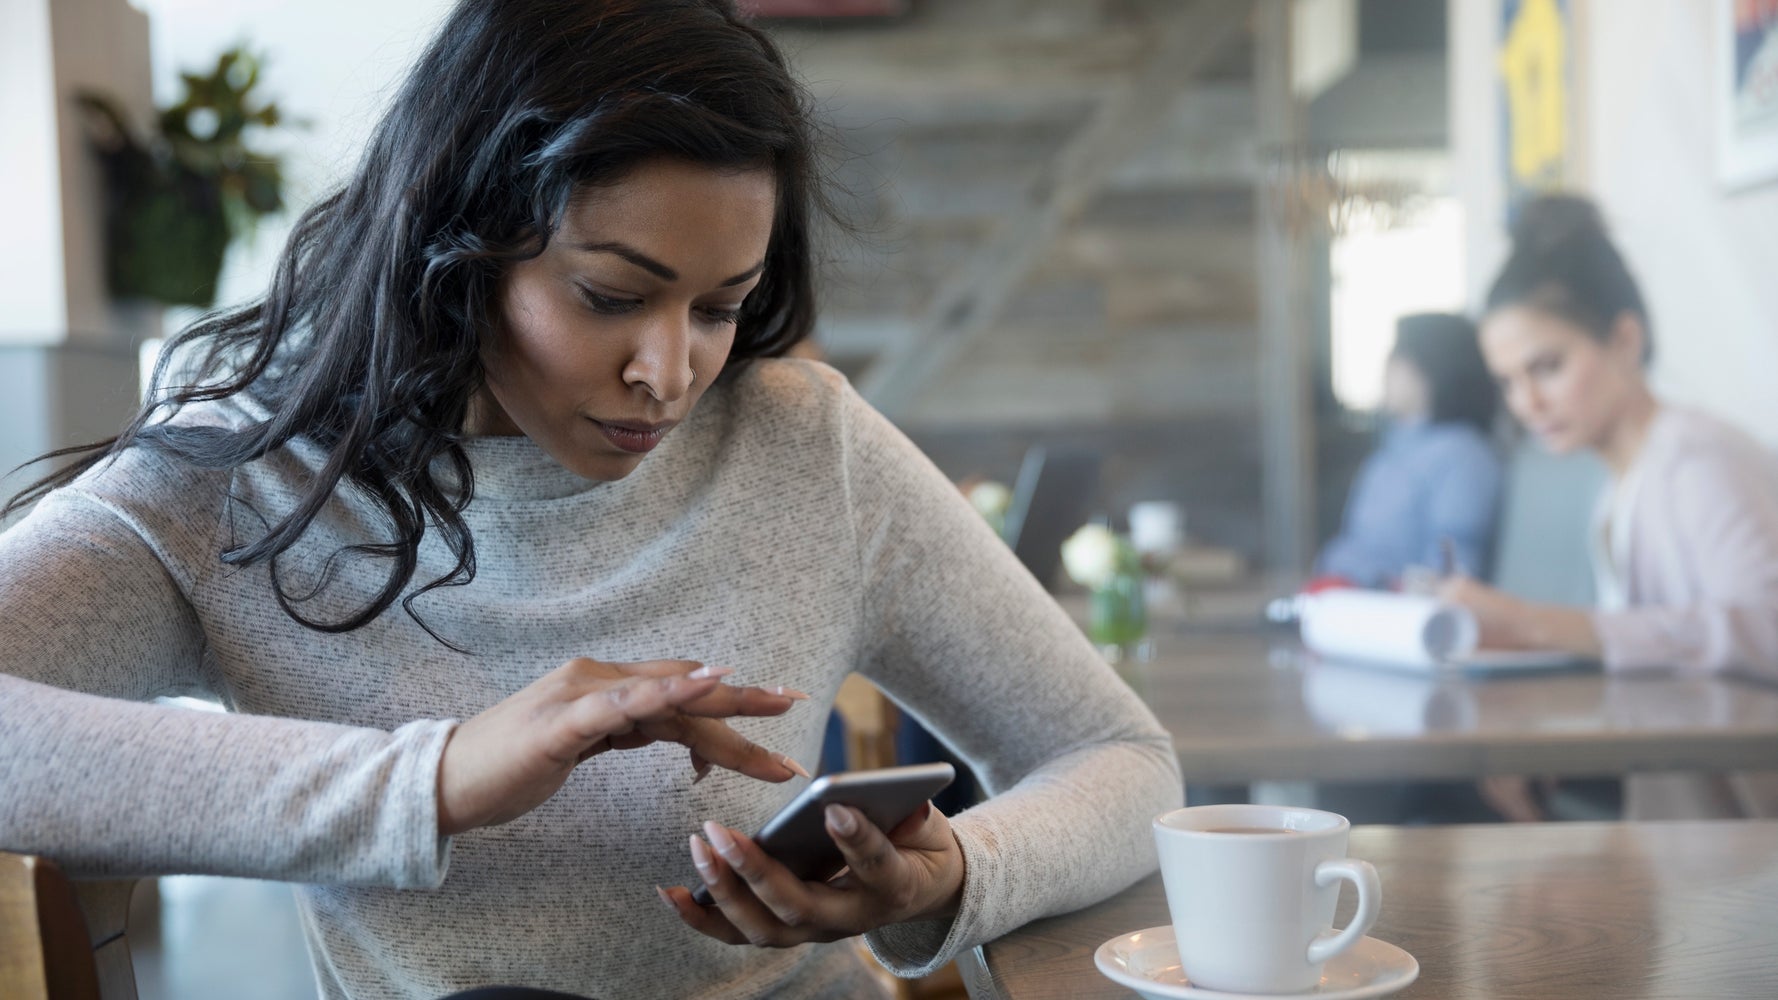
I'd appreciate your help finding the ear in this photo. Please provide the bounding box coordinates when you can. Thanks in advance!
[1606,311,1646,368]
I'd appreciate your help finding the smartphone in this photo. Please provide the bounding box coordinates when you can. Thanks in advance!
[689,762,955,905]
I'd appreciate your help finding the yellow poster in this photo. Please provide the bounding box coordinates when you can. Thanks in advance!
[1499,0,1571,210]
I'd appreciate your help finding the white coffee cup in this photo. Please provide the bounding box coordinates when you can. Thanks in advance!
[1153,804,1381,994]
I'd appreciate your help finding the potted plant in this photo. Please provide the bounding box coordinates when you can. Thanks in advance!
[76,47,290,308]
[1061,523,1151,687]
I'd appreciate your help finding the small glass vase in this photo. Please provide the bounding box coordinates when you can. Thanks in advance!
[1088,570,1152,694]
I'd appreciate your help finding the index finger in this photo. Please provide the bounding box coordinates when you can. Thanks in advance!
[679,684,806,719]
[616,660,810,716]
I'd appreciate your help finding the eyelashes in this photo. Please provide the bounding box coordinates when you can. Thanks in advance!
[573,285,741,326]
[1493,352,1566,391]
[574,286,641,316]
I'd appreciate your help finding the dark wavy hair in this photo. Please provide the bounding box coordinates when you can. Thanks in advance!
[3,0,829,644]
[1485,193,1651,363]
[1391,312,1496,433]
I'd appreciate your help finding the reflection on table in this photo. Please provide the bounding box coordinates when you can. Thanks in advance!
[960,820,1778,1000]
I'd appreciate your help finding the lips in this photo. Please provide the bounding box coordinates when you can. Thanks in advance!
[591,418,675,454]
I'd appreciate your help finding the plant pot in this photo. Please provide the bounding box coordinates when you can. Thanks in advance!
[98,157,230,308]
[1088,571,1152,697]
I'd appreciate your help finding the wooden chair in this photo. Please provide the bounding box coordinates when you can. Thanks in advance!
[0,852,138,1000]
[832,673,900,772]
[828,678,967,1000]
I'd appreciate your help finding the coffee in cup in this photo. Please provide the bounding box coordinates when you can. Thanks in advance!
[1153,804,1380,994]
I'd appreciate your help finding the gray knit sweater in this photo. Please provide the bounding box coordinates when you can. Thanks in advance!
[0,359,1182,999]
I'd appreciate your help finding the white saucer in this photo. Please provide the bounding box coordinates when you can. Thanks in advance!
[1094,925,1419,1000]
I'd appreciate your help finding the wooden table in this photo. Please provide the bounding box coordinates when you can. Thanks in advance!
[960,820,1778,999]
[1123,631,1778,784]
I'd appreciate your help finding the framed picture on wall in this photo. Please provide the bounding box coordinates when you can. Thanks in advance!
[1499,0,1574,226]
[1719,0,1778,189]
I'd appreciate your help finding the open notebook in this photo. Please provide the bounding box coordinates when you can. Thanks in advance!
[1300,590,1596,674]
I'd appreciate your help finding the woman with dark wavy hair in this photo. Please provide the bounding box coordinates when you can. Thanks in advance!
[0,2,1181,997]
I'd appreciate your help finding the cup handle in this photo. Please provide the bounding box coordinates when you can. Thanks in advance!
[1306,858,1381,965]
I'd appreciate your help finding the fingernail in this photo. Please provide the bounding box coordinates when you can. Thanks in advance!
[826,803,857,836]
[774,685,812,701]
[703,821,741,864]
[689,833,715,873]
[688,665,734,680]
[777,753,813,780]
[656,885,675,911]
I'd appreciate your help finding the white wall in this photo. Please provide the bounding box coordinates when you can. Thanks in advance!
[1582,0,1778,443]
[137,0,453,311]
[51,0,157,342]
[1450,0,1508,310]
[0,0,154,345]
[0,0,67,341]
[1452,0,1778,445]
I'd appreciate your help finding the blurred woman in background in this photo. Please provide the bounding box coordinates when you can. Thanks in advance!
[1442,194,1778,819]
[1317,312,1503,587]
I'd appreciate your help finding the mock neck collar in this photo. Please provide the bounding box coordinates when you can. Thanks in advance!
[454,434,608,502]
[447,383,730,504]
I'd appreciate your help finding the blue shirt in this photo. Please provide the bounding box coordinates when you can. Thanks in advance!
[1316,421,1504,586]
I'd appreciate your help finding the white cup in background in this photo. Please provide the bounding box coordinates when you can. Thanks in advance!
[1128,500,1185,556]
[1153,804,1381,994]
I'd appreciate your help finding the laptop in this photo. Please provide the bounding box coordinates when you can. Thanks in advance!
[1001,444,1103,592]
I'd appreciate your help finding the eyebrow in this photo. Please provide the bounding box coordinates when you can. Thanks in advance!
[572,240,765,287]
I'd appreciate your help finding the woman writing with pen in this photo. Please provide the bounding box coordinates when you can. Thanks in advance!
[1439,194,1778,819]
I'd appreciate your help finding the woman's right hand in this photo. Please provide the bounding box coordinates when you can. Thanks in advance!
[1437,576,1603,657]
[436,658,809,835]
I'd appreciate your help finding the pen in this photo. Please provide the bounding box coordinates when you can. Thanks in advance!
[1439,537,1458,577]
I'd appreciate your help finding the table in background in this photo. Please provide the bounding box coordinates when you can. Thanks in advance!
[960,820,1778,999]
[1121,630,1778,786]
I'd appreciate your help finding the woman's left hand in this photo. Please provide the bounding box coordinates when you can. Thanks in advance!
[659,801,965,946]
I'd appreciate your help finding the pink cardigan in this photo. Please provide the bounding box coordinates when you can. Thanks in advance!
[1591,406,1778,819]
[1592,406,1778,682]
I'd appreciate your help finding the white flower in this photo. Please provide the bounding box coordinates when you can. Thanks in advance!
[966,480,1012,519]
[1061,523,1120,590]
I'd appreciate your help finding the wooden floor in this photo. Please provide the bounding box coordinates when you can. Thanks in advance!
[127,878,315,1000]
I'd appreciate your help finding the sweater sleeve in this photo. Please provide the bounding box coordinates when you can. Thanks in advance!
[833,385,1183,976]
[0,486,454,887]
[1591,447,1778,682]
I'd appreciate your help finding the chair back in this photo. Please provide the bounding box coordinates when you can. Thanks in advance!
[1490,442,1605,605]
[832,674,899,771]
[0,852,137,1000]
